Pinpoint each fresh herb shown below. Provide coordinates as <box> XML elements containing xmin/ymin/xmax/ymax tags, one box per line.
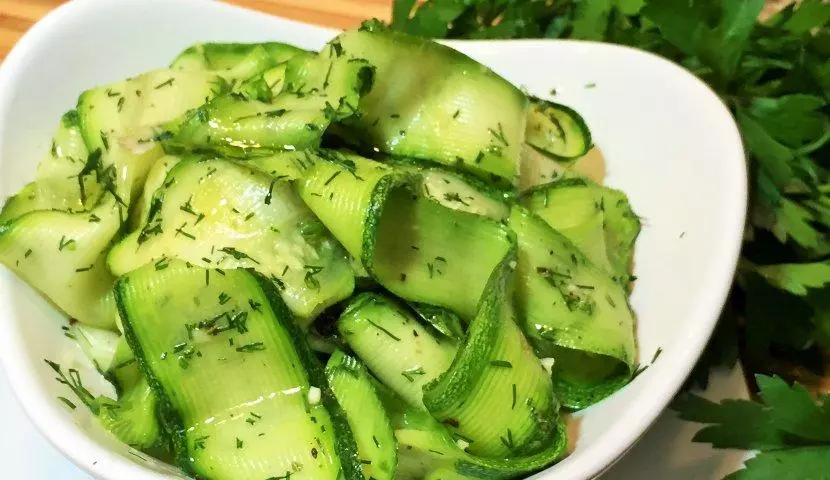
<box><xmin>58</xmin><ymin>396</ymin><xmax>77</xmax><ymax>410</ymax></box>
<box><xmin>154</xmin><ymin>257</ymin><xmax>170</xmax><ymax>271</ymax></box>
<box><xmin>220</xmin><ymin>247</ymin><xmax>260</xmax><ymax>265</ymax></box>
<box><xmin>675</xmin><ymin>375</ymin><xmax>830</xmax><ymax>477</ymax></box>
<box><xmin>174</xmin><ymin>223</ymin><xmax>196</xmax><ymax>240</ymax></box>
<box><xmin>443</xmin><ymin>192</ymin><xmax>470</xmax><ymax>206</ymax></box>
<box><xmin>490</xmin><ymin>360</ymin><xmax>513</xmax><ymax>368</ymax></box>
<box><xmin>58</xmin><ymin>236</ymin><xmax>76</xmax><ymax>252</ymax></box>
<box><xmin>401</xmin><ymin>366</ymin><xmax>426</xmax><ymax>382</ymax></box>
<box><xmin>193</xmin><ymin>435</ymin><xmax>208</xmax><ymax>450</ymax></box>
<box><xmin>44</xmin><ymin>359</ymin><xmax>101</xmax><ymax>415</ymax></box>
<box><xmin>236</xmin><ymin>438</ymin><xmax>243</xmax><ymax>449</ymax></box>
<box><xmin>154</xmin><ymin>78</ymin><xmax>175</xmax><ymax>89</ymax></box>
<box><xmin>304</xmin><ymin>265</ymin><xmax>324</xmax><ymax>290</ymax></box>
<box><xmin>218</xmin><ymin>292</ymin><xmax>231</xmax><ymax>305</ymax></box>
<box><xmin>236</xmin><ymin>342</ymin><xmax>265</xmax><ymax>353</ymax></box>
<box><xmin>366</xmin><ymin>319</ymin><xmax>401</xmax><ymax>341</ymax></box>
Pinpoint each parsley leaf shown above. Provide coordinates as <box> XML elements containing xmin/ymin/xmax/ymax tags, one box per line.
<box><xmin>675</xmin><ymin>375</ymin><xmax>830</xmax><ymax>450</ymax></box>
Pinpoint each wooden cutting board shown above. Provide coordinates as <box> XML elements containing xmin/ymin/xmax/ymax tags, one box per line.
<box><xmin>0</xmin><ymin>0</ymin><xmax>392</xmax><ymax>62</ymax></box>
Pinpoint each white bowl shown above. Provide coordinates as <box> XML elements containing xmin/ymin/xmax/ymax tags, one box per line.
<box><xmin>0</xmin><ymin>0</ymin><xmax>747</xmax><ymax>479</ymax></box>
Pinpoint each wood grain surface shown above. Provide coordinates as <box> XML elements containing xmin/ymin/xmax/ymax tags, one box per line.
<box><xmin>0</xmin><ymin>0</ymin><xmax>392</xmax><ymax>62</ymax></box>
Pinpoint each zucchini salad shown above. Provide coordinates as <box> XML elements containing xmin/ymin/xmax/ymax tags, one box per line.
<box><xmin>0</xmin><ymin>20</ymin><xmax>640</xmax><ymax>480</ymax></box>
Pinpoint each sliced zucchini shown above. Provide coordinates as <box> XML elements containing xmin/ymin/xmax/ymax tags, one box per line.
<box><xmin>338</xmin><ymin>293</ymin><xmax>457</xmax><ymax>408</ymax></box>
<box><xmin>389</xmin><ymin>158</ymin><xmax>511</xmax><ymax>220</ymax></box>
<box><xmin>299</xmin><ymin>151</ymin><xmax>514</xmax><ymax>320</ymax></box>
<box><xmin>371</xmin><ymin>188</ymin><xmax>514</xmax><ymax>320</ymax></box>
<box><xmin>0</xmin><ymin>195</ymin><xmax>120</xmax><ymax>328</ymax></box>
<box><xmin>115</xmin><ymin>261</ymin><xmax>363</xmax><ymax>480</ymax></box>
<box><xmin>523</xmin><ymin>179</ymin><xmax>641</xmax><ymax>285</ymax></box>
<box><xmin>422</xmin><ymin>250</ymin><xmax>558</xmax><ymax>457</ymax></box>
<box><xmin>108</xmin><ymin>158</ymin><xmax>354</xmax><ymax>324</ymax></box>
<box><xmin>509</xmin><ymin>206</ymin><xmax>636</xmax><ymax>409</ymax></box>
<box><xmin>334</xmin><ymin>22</ymin><xmax>527</xmax><ymax>184</ymax></box>
<box><xmin>525</xmin><ymin>97</ymin><xmax>592</xmax><ymax>161</ymax></box>
<box><xmin>171</xmin><ymin>42</ymin><xmax>307</xmax><ymax>77</ymax></box>
<box><xmin>384</xmin><ymin>389</ymin><xmax>568</xmax><ymax>480</ymax></box>
<box><xmin>98</xmin><ymin>376</ymin><xmax>160</xmax><ymax>449</ymax></box>
<box><xmin>0</xmin><ymin>111</ymin><xmax>94</xmax><ymax>223</ymax></box>
<box><xmin>523</xmin><ymin>179</ymin><xmax>613</xmax><ymax>274</ymax></box>
<box><xmin>518</xmin><ymin>144</ymin><xmax>577</xmax><ymax>192</ymax></box>
<box><xmin>108</xmin><ymin>336</ymin><xmax>141</xmax><ymax>393</ymax></box>
<box><xmin>600</xmin><ymin>187</ymin><xmax>641</xmax><ymax>286</ymax></box>
<box><xmin>129</xmin><ymin>154</ymin><xmax>182</xmax><ymax>230</ymax></box>
<box><xmin>239</xmin><ymin>149</ymin><xmax>322</xmax><ymax>181</ymax></box>
<box><xmin>37</xmin><ymin>110</ymin><xmax>90</xmax><ymax>179</ymax></box>
<box><xmin>163</xmin><ymin>43</ymin><xmax>374</xmax><ymax>158</ymax></box>
<box><xmin>326</xmin><ymin>350</ymin><xmax>397</xmax><ymax>480</ymax></box>
<box><xmin>70</xmin><ymin>323</ymin><xmax>121</xmax><ymax>372</ymax></box>
<box><xmin>77</xmin><ymin>68</ymin><xmax>226</xmax><ymax>202</ymax></box>
<box><xmin>409</xmin><ymin>302</ymin><xmax>465</xmax><ymax>340</ymax></box>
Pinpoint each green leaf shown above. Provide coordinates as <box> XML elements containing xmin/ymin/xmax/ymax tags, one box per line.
<box><xmin>725</xmin><ymin>447</ymin><xmax>830</xmax><ymax>479</ymax></box>
<box><xmin>756</xmin><ymin>375</ymin><xmax>830</xmax><ymax>442</ymax></box>
<box><xmin>751</xmin><ymin>262</ymin><xmax>830</xmax><ymax>296</ymax></box>
<box><xmin>673</xmin><ymin>393</ymin><xmax>787</xmax><ymax>450</ymax></box>
<box><xmin>676</xmin><ymin>374</ymin><xmax>830</xmax><ymax>452</ymax></box>
<box><xmin>737</xmin><ymin>109</ymin><xmax>795</xmax><ymax>190</ymax></box>
<box><xmin>392</xmin><ymin>0</ymin><xmax>419</xmax><ymax>29</ymax></box>
<box><xmin>748</xmin><ymin>95</ymin><xmax>828</xmax><ymax>149</ymax></box>
<box><xmin>642</xmin><ymin>0</ymin><xmax>766</xmax><ymax>80</ymax></box>
<box><xmin>399</xmin><ymin>0</ymin><xmax>470</xmax><ymax>37</ymax></box>
<box><xmin>782</xmin><ymin>0</ymin><xmax>830</xmax><ymax>35</ymax></box>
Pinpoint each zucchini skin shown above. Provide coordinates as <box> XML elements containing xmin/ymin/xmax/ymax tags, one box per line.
<box><xmin>115</xmin><ymin>264</ymin><xmax>365</xmax><ymax>479</ymax></box>
<box><xmin>255</xmin><ymin>275</ymin><xmax>366</xmax><ymax>480</ymax></box>
<box><xmin>525</xmin><ymin>97</ymin><xmax>593</xmax><ymax>161</ymax></box>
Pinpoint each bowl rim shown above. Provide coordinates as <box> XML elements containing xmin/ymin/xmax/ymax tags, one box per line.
<box><xmin>0</xmin><ymin>1</ymin><xmax>748</xmax><ymax>479</ymax></box>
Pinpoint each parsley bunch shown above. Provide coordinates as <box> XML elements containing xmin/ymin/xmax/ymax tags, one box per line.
<box><xmin>392</xmin><ymin>0</ymin><xmax>830</xmax><ymax>476</ymax></box>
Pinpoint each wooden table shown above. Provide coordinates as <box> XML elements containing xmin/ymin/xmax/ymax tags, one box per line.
<box><xmin>0</xmin><ymin>0</ymin><xmax>392</xmax><ymax>62</ymax></box>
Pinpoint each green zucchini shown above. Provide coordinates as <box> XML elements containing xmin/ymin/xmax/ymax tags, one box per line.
<box><xmin>107</xmin><ymin>158</ymin><xmax>354</xmax><ymax>324</ymax></box>
<box><xmin>77</xmin><ymin>68</ymin><xmax>226</xmax><ymax>203</ymax></box>
<box><xmin>337</xmin><ymin>293</ymin><xmax>457</xmax><ymax>408</ymax></box>
<box><xmin>422</xmin><ymin>249</ymin><xmax>559</xmax><ymax>457</ymax></box>
<box><xmin>409</xmin><ymin>302</ymin><xmax>465</xmax><ymax>340</ymax></box>
<box><xmin>0</xmin><ymin>111</ymin><xmax>93</xmax><ymax>223</ymax></box>
<box><xmin>599</xmin><ymin>187</ymin><xmax>641</xmax><ymax>286</ymax></box>
<box><xmin>525</xmin><ymin>97</ymin><xmax>592</xmax><ymax>161</ymax></box>
<box><xmin>109</xmin><ymin>336</ymin><xmax>141</xmax><ymax>393</ymax></box>
<box><xmin>163</xmin><ymin>42</ymin><xmax>373</xmax><ymax>158</ymax></box>
<box><xmin>326</xmin><ymin>350</ymin><xmax>397</xmax><ymax>480</ymax></box>
<box><xmin>523</xmin><ymin>179</ymin><xmax>641</xmax><ymax>285</ymax></box>
<box><xmin>523</xmin><ymin>179</ymin><xmax>614</xmax><ymax>274</ymax></box>
<box><xmin>517</xmin><ymin>144</ymin><xmax>577</xmax><ymax>192</ymax></box>
<box><xmin>333</xmin><ymin>22</ymin><xmax>527</xmax><ymax>184</ymax></box>
<box><xmin>129</xmin><ymin>154</ymin><xmax>182</xmax><ymax>230</ymax></box>
<box><xmin>509</xmin><ymin>206</ymin><xmax>636</xmax><ymax>409</ymax></box>
<box><xmin>171</xmin><ymin>42</ymin><xmax>308</xmax><ymax>79</ymax></box>
<box><xmin>299</xmin><ymin>150</ymin><xmax>515</xmax><ymax>320</ymax></box>
<box><xmin>296</xmin><ymin>150</ymin><xmax>409</xmax><ymax>267</ymax></box>
<box><xmin>388</xmin><ymin>158</ymin><xmax>511</xmax><ymax>221</ymax></box>
<box><xmin>70</xmin><ymin>323</ymin><xmax>121</xmax><ymax>373</ymax></box>
<box><xmin>372</xmin><ymin>188</ymin><xmax>514</xmax><ymax>321</ymax></box>
<box><xmin>238</xmin><ymin>149</ymin><xmax>322</xmax><ymax>181</ymax></box>
<box><xmin>115</xmin><ymin>261</ymin><xmax>363</xmax><ymax>480</ymax></box>
<box><xmin>0</xmin><ymin>195</ymin><xmax>120</xmax><ymax>328</ymax></box>
<box><xmin>98</xmin><ymin>376</ymin><xmax>161</xmax><ymax>450</ymax></box>
<box><xmin>383</xmin><ymin>388</ymin><xmax>567</xmax><ymax>480</ymax></box>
